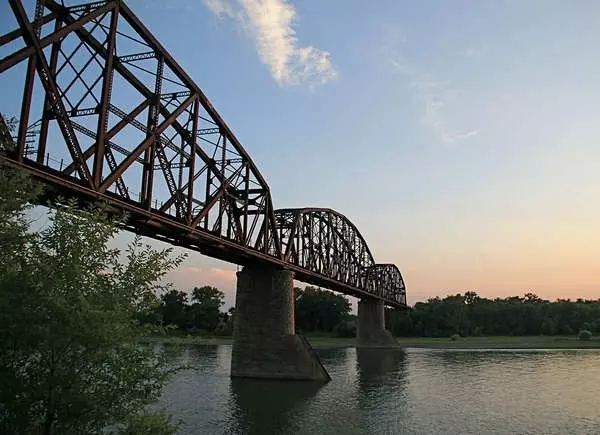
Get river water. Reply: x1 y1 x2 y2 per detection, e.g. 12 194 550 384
157 345 600 434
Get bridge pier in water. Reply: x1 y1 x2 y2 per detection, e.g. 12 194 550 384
231 266 330 381
357 299 396 347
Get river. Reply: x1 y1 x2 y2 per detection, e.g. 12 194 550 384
156 345 600 434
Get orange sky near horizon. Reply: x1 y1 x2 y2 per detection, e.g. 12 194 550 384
164 215 600 308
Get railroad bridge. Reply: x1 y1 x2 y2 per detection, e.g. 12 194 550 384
0 0 407 381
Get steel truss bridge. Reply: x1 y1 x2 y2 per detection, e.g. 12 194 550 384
0 0 407 309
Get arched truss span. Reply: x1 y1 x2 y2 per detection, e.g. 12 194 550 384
365 264 407 306
274 208 406 306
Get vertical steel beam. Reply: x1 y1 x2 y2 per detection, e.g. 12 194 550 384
203 158 211 230
218 135 226 234
242 164 249 244
16 0 45 161
93 3 119 187
37 17 62 164
187 100 198 224
16 56 36 161
141 56 163 209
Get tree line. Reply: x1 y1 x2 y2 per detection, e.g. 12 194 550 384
139 285 355 337
387 292 600 337
143 287 600 340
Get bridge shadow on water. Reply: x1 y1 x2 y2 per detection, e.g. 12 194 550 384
227 377 322 434
354 348 410 432
355 347 408 386
224 347 410 434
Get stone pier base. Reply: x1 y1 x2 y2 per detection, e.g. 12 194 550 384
231 266 330 381
357 299 396 347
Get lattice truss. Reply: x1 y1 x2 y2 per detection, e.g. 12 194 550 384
364 264 407 306
0 0 407 308
274 209 406 306
0 0 279 254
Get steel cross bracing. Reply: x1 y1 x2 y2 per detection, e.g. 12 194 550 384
0 0 407 309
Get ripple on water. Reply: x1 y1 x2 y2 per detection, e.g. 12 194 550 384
155 345 600 435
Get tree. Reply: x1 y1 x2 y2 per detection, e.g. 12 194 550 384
294 286 351 333
0 171 186 433
190 286 225 332
160 289 190 329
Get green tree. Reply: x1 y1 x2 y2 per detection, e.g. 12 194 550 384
160 289 190 329
0 170 185 433
294 286 351 333
541 316 556 335
190 285 225 332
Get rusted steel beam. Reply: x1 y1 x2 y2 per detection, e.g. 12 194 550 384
9 0 92 184
93 4 119 187
99 94 196 193
0 3 114 73
42 4 231 192
62 99 150 175
0 12 57 47
187 99 199 223
16 56 36 161
191 188 225 227
116 1 273 197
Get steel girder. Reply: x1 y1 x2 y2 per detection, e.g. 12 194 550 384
0 0 408 309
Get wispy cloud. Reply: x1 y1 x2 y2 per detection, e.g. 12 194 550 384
202 0 337 87
419 82 479 144
387 51 478 144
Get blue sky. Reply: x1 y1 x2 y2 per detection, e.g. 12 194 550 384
2 0 599 307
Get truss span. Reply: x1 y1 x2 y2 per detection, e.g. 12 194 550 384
365 264 407 306
274 208 406 306
0 0 407 309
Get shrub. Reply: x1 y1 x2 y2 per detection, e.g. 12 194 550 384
578 330 592 340
450 333 460 341
118 412 178 434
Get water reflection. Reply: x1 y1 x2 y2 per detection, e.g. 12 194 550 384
227 378 321 434
157 345 600 434
355 348 409 433
356 347 407 385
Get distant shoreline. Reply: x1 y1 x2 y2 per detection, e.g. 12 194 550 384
140 334 600 349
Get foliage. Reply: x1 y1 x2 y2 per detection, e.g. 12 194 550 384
118 412 178 435
151 286 227 334
450 333 460 341
0 165 186 434
190 286 225 332
160 289 190 329
294 286 351 333
0 114 16 153
578 330 592 340
388 292 600 338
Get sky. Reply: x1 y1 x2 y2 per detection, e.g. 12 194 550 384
1 0 599 308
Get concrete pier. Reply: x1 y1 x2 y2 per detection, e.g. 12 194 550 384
230 266 330 381
357 299 396 347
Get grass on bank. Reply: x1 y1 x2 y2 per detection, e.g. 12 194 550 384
140 334 600 349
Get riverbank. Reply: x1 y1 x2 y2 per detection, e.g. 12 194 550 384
140 334 600 349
